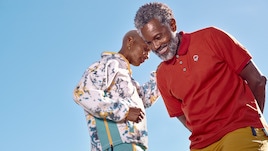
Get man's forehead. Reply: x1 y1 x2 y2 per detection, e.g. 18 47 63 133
141 20 163 37
142 19 162 32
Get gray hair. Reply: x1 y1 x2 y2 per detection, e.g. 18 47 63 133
134 2 174 32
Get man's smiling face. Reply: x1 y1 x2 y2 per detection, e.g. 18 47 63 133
140 18 178 61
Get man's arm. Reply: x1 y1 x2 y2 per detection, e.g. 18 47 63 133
177 115 191 131
239 61 267 112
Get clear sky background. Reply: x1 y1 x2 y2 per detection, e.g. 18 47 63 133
1 0 267 151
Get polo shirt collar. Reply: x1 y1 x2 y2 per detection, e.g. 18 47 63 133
165 31 191 64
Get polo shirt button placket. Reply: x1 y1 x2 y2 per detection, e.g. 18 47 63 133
179 60 187 72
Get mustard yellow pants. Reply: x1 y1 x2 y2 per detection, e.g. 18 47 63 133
191 127 268 151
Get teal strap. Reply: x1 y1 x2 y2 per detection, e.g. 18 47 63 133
95 118 122 150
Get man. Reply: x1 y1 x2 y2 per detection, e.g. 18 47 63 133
134 2 267 151
73 30 160 151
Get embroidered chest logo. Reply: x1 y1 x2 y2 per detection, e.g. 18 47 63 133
193 54 199 62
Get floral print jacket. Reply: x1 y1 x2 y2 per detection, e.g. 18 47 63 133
73 52 160 151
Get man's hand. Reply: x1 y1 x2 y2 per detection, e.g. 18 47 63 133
125 107 144 123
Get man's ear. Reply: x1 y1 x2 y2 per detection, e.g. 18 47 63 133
170 18 177 32
127 36 134 47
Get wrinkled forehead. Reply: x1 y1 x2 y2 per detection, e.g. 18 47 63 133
140 19 167 40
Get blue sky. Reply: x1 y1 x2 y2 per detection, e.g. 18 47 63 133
0 0 267 151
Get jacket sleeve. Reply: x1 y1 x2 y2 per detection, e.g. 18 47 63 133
134 71 161 108
73 60 132 122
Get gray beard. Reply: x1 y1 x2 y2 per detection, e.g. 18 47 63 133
154 32 179 61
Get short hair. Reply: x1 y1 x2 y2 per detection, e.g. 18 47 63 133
134 2 174 30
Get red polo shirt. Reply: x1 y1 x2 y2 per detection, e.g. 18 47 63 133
157 27 263 149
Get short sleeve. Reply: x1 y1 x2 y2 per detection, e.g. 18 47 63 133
209 27 251 74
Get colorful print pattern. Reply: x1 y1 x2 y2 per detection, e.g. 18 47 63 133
73 52 160 151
